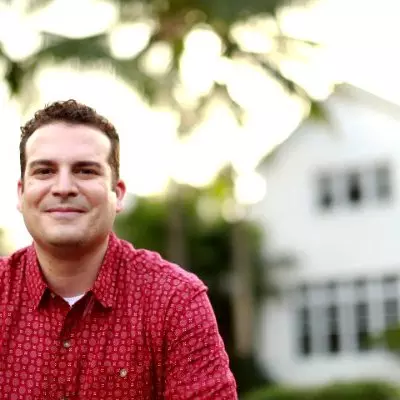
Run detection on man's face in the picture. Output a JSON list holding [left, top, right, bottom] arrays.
[[17, 122, 126, 250]]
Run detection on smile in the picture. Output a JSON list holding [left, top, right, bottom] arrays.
[[46, 208, 85, 213], [45, 209, 85, 219]]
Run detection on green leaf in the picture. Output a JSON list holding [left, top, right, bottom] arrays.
[[1, 44, 28, 95], [370, 324, 400, 352], [111, 57, 160, 102], [0, 0, 53, 12], [24, 0, 53, 12], [36, 32, 112, 63], [34, 32, 163, 101], [202, 0, 284, 24], [308, 100, 327, 121], [256, 55, 304, 96], [111, 0, 313, 28]]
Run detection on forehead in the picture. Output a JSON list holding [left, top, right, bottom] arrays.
[[25, 122, 111, 163]]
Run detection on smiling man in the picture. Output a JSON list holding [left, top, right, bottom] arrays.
[[0, 100, 237, 399]]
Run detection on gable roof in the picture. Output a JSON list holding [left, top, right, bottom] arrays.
[[258, 82, 400, 169], [334, 83, 400, 117]]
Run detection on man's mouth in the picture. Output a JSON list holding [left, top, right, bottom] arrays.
[[46, 207, 85, 213]]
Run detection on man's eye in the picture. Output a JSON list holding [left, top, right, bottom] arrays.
[[35, 168, 53, 175], [78, 169, 97, 175]]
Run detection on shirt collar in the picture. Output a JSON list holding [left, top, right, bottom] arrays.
[[25, 245, 47, 309], [92, 232, 122, 309], [25, 232, 123, 310]]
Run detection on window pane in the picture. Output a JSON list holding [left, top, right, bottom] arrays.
[[327, 305, 340, 353], [317, 174, 334, 209], [383, 275, 398, 297], [328, 333, 340, 353], [384, 299, 398, 327], [300, 334, 311, 355], [297, 307, 311, 356], [376, 165, 391, 200], [356, 331, 369, 351], [327, 281, 337, 300], [347, 171, 363, 204], [354, 279, 367, 298], [355, 302, 369, 351], [300, 284, 309, 297]]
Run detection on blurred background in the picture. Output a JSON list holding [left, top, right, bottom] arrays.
[[1, 0, 400, 398]]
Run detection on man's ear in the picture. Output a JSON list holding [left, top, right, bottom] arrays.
[[17, 180, 23, 213], [115, 180, 127, 214]]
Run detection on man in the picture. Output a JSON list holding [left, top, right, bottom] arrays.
[[0, 100, 237, 399]]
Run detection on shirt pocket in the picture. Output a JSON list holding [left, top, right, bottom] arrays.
[[79, 344, 154, 398]]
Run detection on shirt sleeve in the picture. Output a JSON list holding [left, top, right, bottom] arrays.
[[163, 285, 238, 399]]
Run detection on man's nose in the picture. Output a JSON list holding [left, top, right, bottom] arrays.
[[51, 170, 78, 197]]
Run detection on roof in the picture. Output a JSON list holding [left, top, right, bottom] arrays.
[[258, 82, 400, 169], [334, 83, 400, 117]]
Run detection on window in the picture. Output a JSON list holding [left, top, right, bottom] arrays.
[[293, 274, 400, 357], [315, 163, 392, 211], [295, 281, 342, 356]]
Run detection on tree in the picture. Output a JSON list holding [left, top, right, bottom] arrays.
[[1, 0, 323, 119], [0, 5, 147, 100]]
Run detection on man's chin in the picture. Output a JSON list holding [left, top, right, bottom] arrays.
[[45, 235, 86, 248]]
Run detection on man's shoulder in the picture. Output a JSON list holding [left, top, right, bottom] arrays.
[[1, 246, 29, 267], [0, 255, 6, 272], [0, 255, 10, 292], [0, 247, 29, 290], [119, 238, 205, 294]]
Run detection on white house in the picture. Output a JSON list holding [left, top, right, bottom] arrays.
[[251, 83, 400, 386]]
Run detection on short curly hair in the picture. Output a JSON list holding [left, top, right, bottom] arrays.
[[20, 100, 120, 188]]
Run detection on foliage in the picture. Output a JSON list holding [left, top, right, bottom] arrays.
[[244, 381, 400, 400], [115, 183, 270, 306], [112, 0, 325, 127], [369, 324, 400, 355], [230, 354, 272, 395], [0, 30, 149, 100], [0, 0, 325, 122], [115, 183, 273, 297]]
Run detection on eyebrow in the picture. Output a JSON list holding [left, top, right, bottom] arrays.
[[28, 160, 104, 170], [28, 160, 54, 170]]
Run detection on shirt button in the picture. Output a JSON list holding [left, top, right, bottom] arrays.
[[63, 340, 71, 349], [119, 368, 128, 378]]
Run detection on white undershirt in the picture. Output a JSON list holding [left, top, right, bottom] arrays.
[[63, 294, 85, 306]]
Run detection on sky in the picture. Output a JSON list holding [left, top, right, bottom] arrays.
[[0, 0, 399, 250]]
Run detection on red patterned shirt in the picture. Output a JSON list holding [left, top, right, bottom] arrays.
[[0, 233, 237, 399]]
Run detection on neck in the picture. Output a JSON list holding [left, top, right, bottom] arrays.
[[34, 236, 110, 298]]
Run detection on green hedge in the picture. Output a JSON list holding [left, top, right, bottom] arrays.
[[244, 381, 400, 400]]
